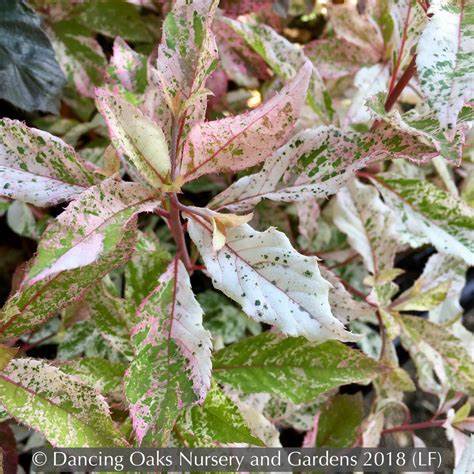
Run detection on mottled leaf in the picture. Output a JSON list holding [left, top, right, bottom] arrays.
[[0, 214, 138, 339], [176, 382, 264, 447], [0, 358, 125, 447], [372, 176, 474, 265], [125, 258, 212, 446], [211, 124, 436, 212], [223, 16, 329, 118], [24, 177, 159, 284], [213, 332, 381, 403], [333, 179, 399, 276], [399, 315, 474, 395], [0, 118, 96, 207]]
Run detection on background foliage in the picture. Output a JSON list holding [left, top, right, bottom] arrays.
[[0, 0, 473, 471]]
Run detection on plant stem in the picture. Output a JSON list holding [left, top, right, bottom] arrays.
[[382, 418, 445, 435], [168, 193, 193, 272], [384, 55, 417, 112]]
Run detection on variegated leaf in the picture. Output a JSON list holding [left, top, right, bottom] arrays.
[[181, 62, 311, 181], [223, 16, 329, 119], [175, 382, 264, 447], [125, 258, 212, 446], [50, 20, 107, 98], [0, 200, 140, 339], [0, 118, 96, 207], [186, 210, 357, 342], [24, 177, 159, 285], [304, 37, 376, 80], [369, 93, 474, 162], [399, 315, 474, 396], [96, 90, 171, 188], [0, 358, 126, 447], [329, 3, 385, 62], [213, 333, 381, 403], [155, 0, 219, 122], [333, 179, 399, 276], [108, 37, 146, 93], [211, 124, 437, 212], [372, 176, 474, 265], [416, 0, 474, 139]]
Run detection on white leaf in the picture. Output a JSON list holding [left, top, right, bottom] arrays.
[[416, 0, 474, 139], [186, 209, 357, 342]]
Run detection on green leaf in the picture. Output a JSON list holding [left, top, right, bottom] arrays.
[[176, 383, 264, 446], [0, 358, 126, 447], [400, 315, 474, 395], [316, 393, 364, 448], [213, 333, 381, 404], [0, 0, 65, 113], [76, 0, 152, 42]]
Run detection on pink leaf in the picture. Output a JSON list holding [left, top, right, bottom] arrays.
[[181, 61, 311, 181]]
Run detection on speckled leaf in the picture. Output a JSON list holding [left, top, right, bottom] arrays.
[[211, 124, 436, 212], [96, 89, 171, 188], [50, 20, 107, 98], [0, 118, 96, 207], [369, 93, 474, 162], [125, 258, 212, 446], [333, 179, 399, 276], [316, 393, 364, 448], [0, 212, 138, 339], [181, 62, 311, 182], [108, 37, 146, 93], [155, 0, 219, 122], [176, 382, 264, 447], [186, 211, 357, 342], [304, 37, 376, 80], [416, 0, 474, 139], [399, 315, 474, 395], [24, 177, 159, 285], [372, 176, 474, 265], [223, 17, 329, 118], [0, 358, 126, 447], [345, 64, 389, 126], [213, 333, 381, 403]]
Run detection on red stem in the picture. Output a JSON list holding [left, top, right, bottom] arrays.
[[384, 55, 417, 112], [382, 419, 445, 435], [168, 194, 193, 272]]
